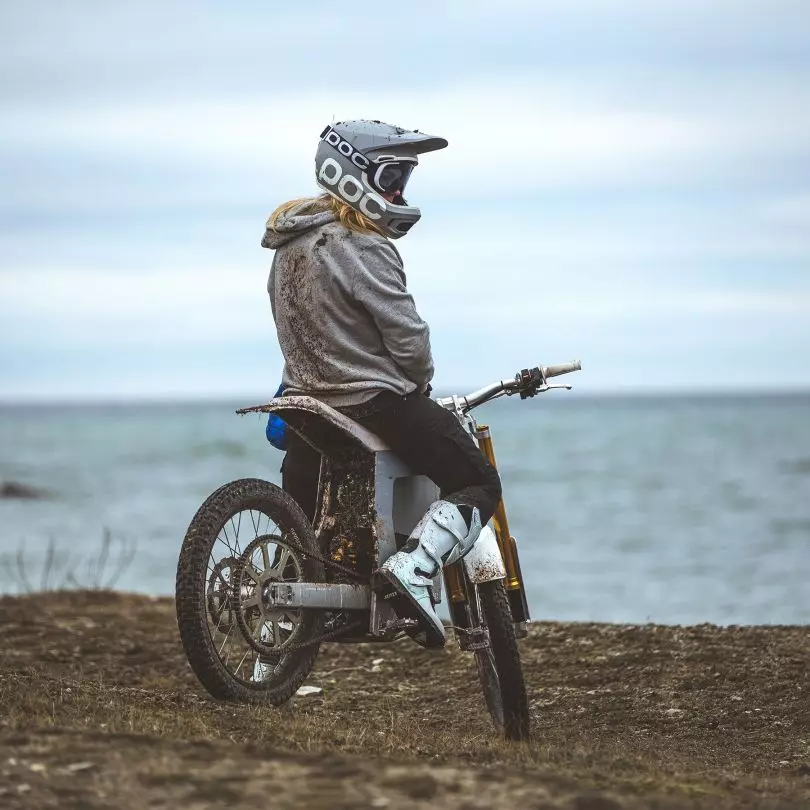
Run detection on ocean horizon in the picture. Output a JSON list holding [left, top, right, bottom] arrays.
[[2, 391, 808, 626]]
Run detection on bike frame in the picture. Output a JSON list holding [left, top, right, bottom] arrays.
[[236, 359, 580, 644]]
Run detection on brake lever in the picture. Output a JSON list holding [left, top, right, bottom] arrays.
[[520, 381, 573, 397]]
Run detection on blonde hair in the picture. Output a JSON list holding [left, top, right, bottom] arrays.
[[267, 193, 383, 237]]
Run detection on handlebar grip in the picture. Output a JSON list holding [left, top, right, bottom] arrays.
[[542, 360, 582, 378]]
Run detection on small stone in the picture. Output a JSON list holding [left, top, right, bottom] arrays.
[[779, 760, 791, 767], [65, 762, 95, 774], [17, 784, 31, 794], [664, 708, 684, 716], [28, 763, 47, 773], [370, 798, 389, 808], [370, 665, 382, 673], [730, 695, 743, 702], [7, 758, 17, 766], [295, 685, 323, 697], [371, 658, 384, 666]]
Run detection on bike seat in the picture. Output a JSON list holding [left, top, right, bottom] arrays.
[[237, 395, 390, 456]]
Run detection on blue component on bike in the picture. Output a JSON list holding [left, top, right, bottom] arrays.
[[265, 384, 288, 451]]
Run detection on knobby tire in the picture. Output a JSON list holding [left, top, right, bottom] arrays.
[[478, 579, 531, 740], [175, 478, 324, 705]]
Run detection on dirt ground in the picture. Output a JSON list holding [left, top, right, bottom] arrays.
[[0, 590, 807, 809]]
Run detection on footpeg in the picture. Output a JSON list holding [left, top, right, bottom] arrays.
[[456, 626, 490, 652], [380, 617, 420, 639], [382, 618, 420, 632]]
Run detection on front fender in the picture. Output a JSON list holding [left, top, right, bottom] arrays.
[[463, 524, 506, 584]]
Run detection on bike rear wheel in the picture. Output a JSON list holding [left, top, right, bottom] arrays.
[[475, 579, 530, 740], [175, 478, 324, 705]]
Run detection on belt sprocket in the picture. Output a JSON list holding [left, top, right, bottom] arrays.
[[232, 532, 366, 655]]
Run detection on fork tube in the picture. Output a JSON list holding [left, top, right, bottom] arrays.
[[444, 561, 466, 603], [475, 425, 531, 622]]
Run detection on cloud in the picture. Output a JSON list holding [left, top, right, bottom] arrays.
[[3, 68, 809, 240], [759, 194, 810, 227], [1, 1, 809, 397], [3, 2, 808, 106], [1, 267, 271, 345]]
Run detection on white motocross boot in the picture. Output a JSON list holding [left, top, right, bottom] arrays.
[[380, 500, 482, 647]]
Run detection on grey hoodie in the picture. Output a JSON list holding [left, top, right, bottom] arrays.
[[263, 201, 434, 406]]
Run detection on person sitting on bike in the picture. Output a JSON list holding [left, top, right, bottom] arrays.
[[262, 120, 502, 647]]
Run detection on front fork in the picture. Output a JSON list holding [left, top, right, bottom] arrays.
[[443, 424, 531, 639]]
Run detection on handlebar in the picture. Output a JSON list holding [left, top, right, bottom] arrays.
[[543, 360, 582, 378], [436, 359, 581, 414]]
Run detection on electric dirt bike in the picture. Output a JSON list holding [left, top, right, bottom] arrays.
[[175, 359, 581, 740]]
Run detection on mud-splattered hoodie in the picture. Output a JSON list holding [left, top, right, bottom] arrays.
[[262, 201, 434, 407]]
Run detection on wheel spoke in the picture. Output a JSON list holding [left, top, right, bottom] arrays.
[[228, 515, 240, 550], [262, 512, 273, 536], [218, 624, 234, 657], [235, 647, 251, 675], [213, 602, 231, 635], [219, 525, 236, 558]]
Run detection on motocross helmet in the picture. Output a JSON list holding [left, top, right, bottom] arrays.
[[314, 119, 448, 239]]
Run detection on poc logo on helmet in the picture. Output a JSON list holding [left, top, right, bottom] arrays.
[[320, 126, 370, 170], [318, 128, 386, 221], [318, 160, 386, 220]]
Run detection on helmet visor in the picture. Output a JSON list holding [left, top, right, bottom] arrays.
[[369, 160, 416, 195]]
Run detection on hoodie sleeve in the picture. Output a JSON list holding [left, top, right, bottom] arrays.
[[350, 242, 434, 386]]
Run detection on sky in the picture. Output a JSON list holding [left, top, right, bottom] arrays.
[[1, 0, 809, 399]]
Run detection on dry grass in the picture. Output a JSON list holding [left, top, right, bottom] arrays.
[[0, 590, 808, 808]]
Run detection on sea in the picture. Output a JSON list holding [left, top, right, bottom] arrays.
[[0, 393, 808, 626]]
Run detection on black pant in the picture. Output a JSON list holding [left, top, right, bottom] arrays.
[[281, 390, 502, 526]]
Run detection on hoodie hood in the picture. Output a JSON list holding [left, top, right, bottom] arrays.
[[261, 200, 335, 250]]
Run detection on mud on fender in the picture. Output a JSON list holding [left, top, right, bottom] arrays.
[[463, 524, 506, 583]]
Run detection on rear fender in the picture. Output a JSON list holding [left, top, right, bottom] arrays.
[[463, 524, 506, 584]]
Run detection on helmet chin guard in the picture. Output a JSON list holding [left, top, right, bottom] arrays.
[[314, 119, 447, 239]]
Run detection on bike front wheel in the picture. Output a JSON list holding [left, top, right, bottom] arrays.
[[474, 579, 530, 741]]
